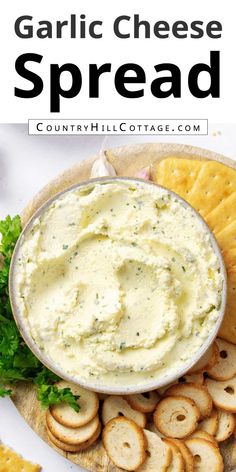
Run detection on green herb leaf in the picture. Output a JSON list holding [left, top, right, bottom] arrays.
[[37, 385, 80, 412], [0, 215, 80, 413], [0, 387, 12, 397]]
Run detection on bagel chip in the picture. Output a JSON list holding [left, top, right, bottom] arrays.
[[185, 438, 224, 471], [102, 395, 146, 428], [154, 396, 200, 439], [102, 417, 147, 471]]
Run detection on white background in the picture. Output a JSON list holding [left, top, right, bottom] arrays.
[[0, 124, 236, 471], [0, 0, 235, 122]]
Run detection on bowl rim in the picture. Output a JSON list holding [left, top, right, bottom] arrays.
[[9, 176, 227, 394]]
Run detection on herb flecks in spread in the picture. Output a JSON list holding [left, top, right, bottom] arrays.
[[14, 181, 223, 388]]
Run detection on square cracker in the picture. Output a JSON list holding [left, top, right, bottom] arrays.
[[219, 290, 236, 344], [216, 220, 236, 253], [223, 249, 236, 271], [0, 444, 41, 472], [155, 157, 202, 200], [219, 269, 236, 344], [187, 160, 236, 217], [205, 192, 236, 235]]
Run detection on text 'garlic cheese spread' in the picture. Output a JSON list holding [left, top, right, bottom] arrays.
[[13, 180, 224, 389]]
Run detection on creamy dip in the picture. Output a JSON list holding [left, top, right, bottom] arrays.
[[13, 180, 223, 388]]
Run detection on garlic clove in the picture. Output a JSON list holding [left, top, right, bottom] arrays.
[[135, 166, 151, 180], [90, 151, 117, 178]]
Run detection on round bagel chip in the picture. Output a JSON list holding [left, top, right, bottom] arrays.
[[102, 417, 147, 471], [189, 430, 218, 447], [50, 381, 99, 428], [163, 438, 185, 471], [179, 373, 204, 385], [205, 376, 236, 412], [137, 430, 172, 472], [197, 408, 218, 436], [164, 383, 212, 419], [154, 396, 200, 439], [102, 395, 146, 428], [46, 422, 101, 452], [165, 438, 194, 472], [46, 410, 99, 445], [146, 422, 166, 438], [215, 408, 235, 442], [207, 338, 236, 381], [189, 342, 219, 374], [185, 438, 224, 472], [126, 391, 160, 413], [157, 374, 204, 396]]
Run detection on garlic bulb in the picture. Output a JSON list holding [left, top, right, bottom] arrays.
[[90, 151, 116, 178], [135, 166, 151, 180]]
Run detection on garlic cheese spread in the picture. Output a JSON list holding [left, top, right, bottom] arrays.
[[14, 180, 224, 388]]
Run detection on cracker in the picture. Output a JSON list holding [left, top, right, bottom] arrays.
[[46, 423, 101, 452], [163, 438, 185, 471], [189, 430, 218, 447], [102, 395, 146, 428], [157, 373, 203, 396], [205, 376, 236, 412], [0, 444, 41, 472], [102, 417, 147, 471], [205, 192, 236, 235], [154, 396, 200, 439], [145, 421, 166, 438], [215, 408, 235, 442], [165, 438, 194, 472], [197, 408, 218, 436], [217, 220, 236, 252], [138, 430, 172, 471], [46, 410, 99, 445], [155, 157, 202, 200], [207, 338, 236, 380], [187, 160, 236, 217], [164, 383, 212, 419], [189, 342, 219, 374], [223, 248, 236, 271], [219, 272, 236, 344], [185, 438, 224, 471], [50, 381, 99, 428], [126, 391, 160, 414], [179, 373, 204, 385]]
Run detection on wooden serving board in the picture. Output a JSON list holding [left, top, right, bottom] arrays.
[[12, 142, 236, 472]]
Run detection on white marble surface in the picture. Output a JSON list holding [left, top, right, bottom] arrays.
[[0, 123, 236, 471]]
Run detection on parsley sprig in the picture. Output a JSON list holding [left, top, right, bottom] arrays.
[[0, 215, 80, 412]]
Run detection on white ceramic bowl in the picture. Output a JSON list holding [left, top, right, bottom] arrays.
[[9, 177, 227, 394]]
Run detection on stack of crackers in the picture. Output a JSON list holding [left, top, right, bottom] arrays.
[[45, 381, 101, 453], [0, 443, 41, 472], [155, 157, 236, 345]]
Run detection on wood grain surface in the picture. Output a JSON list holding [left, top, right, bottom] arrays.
[[13, 142, 236, 471]]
